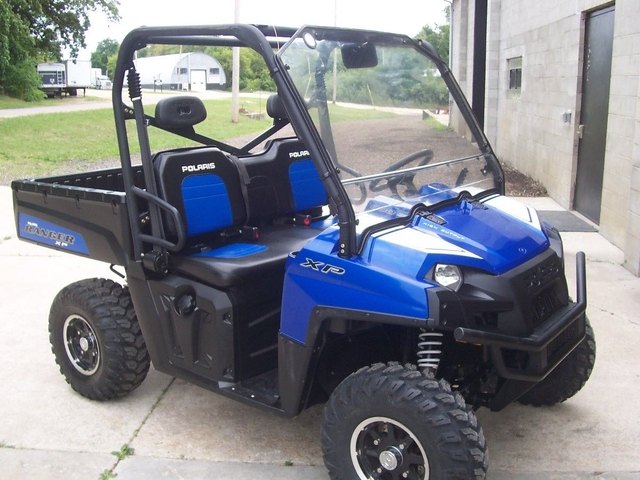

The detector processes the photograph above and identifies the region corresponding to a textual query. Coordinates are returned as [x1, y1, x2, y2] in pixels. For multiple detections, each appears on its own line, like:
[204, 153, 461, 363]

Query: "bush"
[3, 60, 45, 101]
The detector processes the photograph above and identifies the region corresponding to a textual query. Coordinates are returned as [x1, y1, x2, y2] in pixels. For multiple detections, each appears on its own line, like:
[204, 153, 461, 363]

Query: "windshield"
[278, 27, 502, 232]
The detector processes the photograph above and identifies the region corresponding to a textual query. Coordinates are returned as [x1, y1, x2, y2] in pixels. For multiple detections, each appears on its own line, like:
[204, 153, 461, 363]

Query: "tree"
[13, 0, 120, 59]
[238, 48, 274, 91]
[0, 0, 119, 100]
[1, 1, 34, 78]
[3, 59, 44, 101]
[91, 38, 119, 75]
[137, 44, 183, 58]
[1, 0, 41, 99]
[207, 47, 274, 91]
[106, 53, 117, 81]
[415, 23, 450, 66]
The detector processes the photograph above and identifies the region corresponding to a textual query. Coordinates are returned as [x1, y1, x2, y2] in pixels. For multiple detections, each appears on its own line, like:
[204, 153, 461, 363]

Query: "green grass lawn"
[423, 115, 450, 132]
[0, 98, 273, 183]
[0, 97, 399, 184]
[0, 95, 43, 109]
[326, 103, 396, 123]
[0, 97, 400, 185]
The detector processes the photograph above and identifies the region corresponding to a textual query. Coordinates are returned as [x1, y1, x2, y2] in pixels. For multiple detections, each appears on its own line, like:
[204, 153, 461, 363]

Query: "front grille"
[531, 286, 562, 326]
[450, 249, 569, 338]
[522, 255, 561, 291]
[514, 254, 567, 330]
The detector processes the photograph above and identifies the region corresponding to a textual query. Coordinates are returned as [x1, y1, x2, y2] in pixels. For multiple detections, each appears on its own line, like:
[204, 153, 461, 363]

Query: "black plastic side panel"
[125, 266, 170, 372]
[227, 273, 284, 381]
[127, 267, 236, 382]
[126, 262, 284, 389]
[126, 263, 288, 415]
[279, 335, 316, 415]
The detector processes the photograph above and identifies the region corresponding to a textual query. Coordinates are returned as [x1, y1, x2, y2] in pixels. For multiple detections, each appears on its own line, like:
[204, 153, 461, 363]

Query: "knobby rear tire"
[49, 278, 150, 400]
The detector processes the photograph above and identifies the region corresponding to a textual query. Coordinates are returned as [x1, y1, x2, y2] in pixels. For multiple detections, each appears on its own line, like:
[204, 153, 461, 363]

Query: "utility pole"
[444, 0, 453, 126]
[231, 0, 241, 123]
[444, 0, 453, 69]
[332, 0, 338, 103]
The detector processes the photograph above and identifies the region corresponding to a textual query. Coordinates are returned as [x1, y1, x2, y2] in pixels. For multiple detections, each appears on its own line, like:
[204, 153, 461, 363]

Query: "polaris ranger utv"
[12, 24, 595, 479]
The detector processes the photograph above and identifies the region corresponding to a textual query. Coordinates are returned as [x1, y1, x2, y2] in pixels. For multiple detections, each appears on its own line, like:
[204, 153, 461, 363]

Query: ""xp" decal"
[300, 258, 346, 275]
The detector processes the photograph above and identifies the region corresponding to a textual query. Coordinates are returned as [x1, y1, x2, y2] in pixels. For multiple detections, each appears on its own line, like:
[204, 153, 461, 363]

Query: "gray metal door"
[574, 5, 615, 224]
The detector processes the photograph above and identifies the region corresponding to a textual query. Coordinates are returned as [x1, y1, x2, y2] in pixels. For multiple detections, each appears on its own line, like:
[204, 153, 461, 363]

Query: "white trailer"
[37, 60, 92, 97]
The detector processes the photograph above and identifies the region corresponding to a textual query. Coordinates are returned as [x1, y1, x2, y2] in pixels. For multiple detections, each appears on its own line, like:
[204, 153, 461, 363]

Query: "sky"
[81, 0, 449, 59]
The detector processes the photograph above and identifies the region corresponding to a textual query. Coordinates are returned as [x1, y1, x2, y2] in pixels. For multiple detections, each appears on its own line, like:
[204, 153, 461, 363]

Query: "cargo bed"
[11, 166, 145, 266]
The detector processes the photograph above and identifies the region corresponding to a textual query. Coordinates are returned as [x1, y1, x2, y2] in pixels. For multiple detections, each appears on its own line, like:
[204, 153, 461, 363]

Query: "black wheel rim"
[63, 314, 100, 376]
[350, 416, 429, 480]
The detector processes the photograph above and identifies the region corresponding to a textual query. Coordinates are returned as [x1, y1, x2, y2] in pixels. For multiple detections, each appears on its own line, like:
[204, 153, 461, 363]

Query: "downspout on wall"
[472, 0, 488, 130]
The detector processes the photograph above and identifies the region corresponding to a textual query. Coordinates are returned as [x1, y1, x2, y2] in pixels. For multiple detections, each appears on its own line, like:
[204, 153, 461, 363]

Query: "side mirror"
[341, 42, 378, 69]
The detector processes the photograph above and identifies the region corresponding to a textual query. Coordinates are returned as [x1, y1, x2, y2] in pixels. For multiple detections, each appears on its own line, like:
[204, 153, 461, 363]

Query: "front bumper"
[454, 252, 587, 382]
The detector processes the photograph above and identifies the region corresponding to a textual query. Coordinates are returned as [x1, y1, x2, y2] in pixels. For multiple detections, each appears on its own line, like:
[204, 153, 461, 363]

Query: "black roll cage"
[111, 24, 502, 263]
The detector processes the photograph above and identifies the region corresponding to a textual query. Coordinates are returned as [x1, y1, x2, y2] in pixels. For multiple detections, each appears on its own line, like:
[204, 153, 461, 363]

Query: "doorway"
[574, 5, 615, 224]
[190, 69, 207, 92]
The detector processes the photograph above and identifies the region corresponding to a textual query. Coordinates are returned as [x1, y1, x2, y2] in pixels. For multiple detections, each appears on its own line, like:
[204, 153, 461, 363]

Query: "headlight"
[433, 264, 463, 291]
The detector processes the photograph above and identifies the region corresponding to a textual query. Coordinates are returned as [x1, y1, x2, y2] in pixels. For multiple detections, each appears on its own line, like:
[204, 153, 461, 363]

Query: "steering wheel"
[337, 162, 368, 205]
[369, 149, 434, 196]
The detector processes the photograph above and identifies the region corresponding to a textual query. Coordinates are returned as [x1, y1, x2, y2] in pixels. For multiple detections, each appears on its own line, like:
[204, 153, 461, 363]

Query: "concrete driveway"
[0, 88, 235, 118]
[1, 186, 639, 479]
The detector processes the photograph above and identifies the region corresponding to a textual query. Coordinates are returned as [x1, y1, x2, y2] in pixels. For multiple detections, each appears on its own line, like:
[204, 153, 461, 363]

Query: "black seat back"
[154, 147, 246, 244]
[238, 137, 328, 224]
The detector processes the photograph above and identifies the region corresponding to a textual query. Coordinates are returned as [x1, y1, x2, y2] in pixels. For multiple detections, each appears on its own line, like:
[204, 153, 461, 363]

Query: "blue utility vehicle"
[12, 25, 594, 479]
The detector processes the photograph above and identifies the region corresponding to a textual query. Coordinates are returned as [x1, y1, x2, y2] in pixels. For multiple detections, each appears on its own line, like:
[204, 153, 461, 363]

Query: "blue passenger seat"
[238, 138, 328, 224]
[151, 96, 326, 289]
[236, 94, 329, 225]
[154, 146, 246, 245]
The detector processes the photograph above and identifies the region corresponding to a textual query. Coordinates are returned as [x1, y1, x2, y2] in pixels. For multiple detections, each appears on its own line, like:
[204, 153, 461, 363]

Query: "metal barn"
[134, 52, 226, 91]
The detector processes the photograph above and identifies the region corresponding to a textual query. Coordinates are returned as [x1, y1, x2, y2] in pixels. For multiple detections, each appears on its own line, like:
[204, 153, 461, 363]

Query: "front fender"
[278, 306, 427, 415]
[280, 248, 429, 344]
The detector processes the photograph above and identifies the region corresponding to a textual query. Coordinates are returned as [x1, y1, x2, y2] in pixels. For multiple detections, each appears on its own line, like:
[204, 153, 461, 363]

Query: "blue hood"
[365, 196, 550, 276]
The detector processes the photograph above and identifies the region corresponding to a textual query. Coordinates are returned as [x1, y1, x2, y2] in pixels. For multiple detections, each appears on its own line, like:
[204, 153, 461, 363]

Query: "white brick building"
[451, 0, 640, 275]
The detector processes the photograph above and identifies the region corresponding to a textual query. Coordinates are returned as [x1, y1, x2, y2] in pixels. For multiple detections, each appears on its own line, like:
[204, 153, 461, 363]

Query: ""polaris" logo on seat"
[289, 150, 310, 158]
[182, 162, 216, 173]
